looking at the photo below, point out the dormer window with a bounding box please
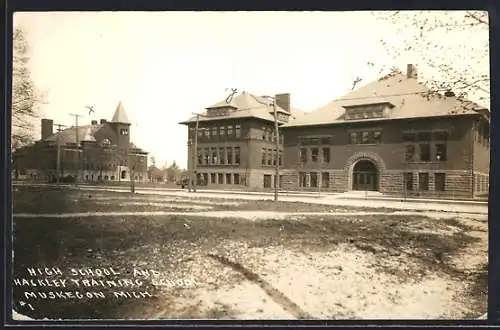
[206,106,235,117]
[343,102,394,121]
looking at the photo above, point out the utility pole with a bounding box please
[190,112,209,193]
[272,99,280,202]
[69,113,83,183]
[54,123,67,184]
[192,113,200,193]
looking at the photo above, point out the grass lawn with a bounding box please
[11,185,487,320]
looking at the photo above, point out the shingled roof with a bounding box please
[179,91,304,124]
[111,101,130,124]
[45,124,104,145]
[284,70,488,128]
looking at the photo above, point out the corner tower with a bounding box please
[109,101,131,150]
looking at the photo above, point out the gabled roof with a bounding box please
[111,101,130,124]
[179,92,304,124]
[284,70,488,128]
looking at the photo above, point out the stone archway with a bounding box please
[352,160,378,191]
[344,151,386,192]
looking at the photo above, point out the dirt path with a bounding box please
[13,210,487,220]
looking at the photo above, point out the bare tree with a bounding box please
[371,11,489,110]
[12,27,44,150]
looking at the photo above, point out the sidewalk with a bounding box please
[67,185,488,215]
[14,183,489,213]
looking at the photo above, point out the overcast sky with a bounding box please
[13,11,489,169]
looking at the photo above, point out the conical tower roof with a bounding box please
[111,101,130,124]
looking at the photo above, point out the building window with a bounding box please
[435,173,445,191]
[310,172,318,188]
[361,132,370,144]
[349,132,359,144]
[403,132,415,142]
[272,149,277,166]
[419,144,431,161]
[211,148,218,164]
[234,173,240,185]
[279,175,284,189]
[219,148,226,164]
[278,151,282,166]
[204,129,209,138]
[267,130,273,141]
[267,149,272,165]
[435,143,447,161]
[404,172,413,191]
[211,127,217,138]
[322,148,330,163]
[226,173,232,184]
[262,127,267,140]
[235,125,241,138]
[234,147,241,165]
[405,144,415,162]
[227,147,233,164]
[299,148,308,163]
[227,125,233,136]
[219,126,225,137]
[321,172,329,188]
[198,130,203,138]
[262,149,267,165]
[373,131,382,143]
[263,175,272,188]
[204,148,210,164]
[218,173,224,184]
[197,149,203,165]
[120,128,128,136]
[311,148,319,162]
[299,172,307,188]
[210,173,216,184]
[476,174,481,192]
[418,172,429,191]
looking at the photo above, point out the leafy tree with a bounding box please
[12,27,44,150]
[371,11,489,110]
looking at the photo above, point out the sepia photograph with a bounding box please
[10,10,489,320]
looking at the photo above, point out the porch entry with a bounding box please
[352,160,379,191]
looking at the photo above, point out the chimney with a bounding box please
[407,64,418,79]
[91,120,98,125]
[41,119,53,140]
[100,119,107,124]
[275,93,291,112]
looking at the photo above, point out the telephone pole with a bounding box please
[191,114,200,192]
[188,112,210,193]
[272,99,280,202]
[69,113,83,183]
[54,123,67,184]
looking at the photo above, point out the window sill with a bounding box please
[198,164,241,166]
[404,161,447,164]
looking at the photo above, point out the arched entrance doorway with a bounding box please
[352,160,379,191]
